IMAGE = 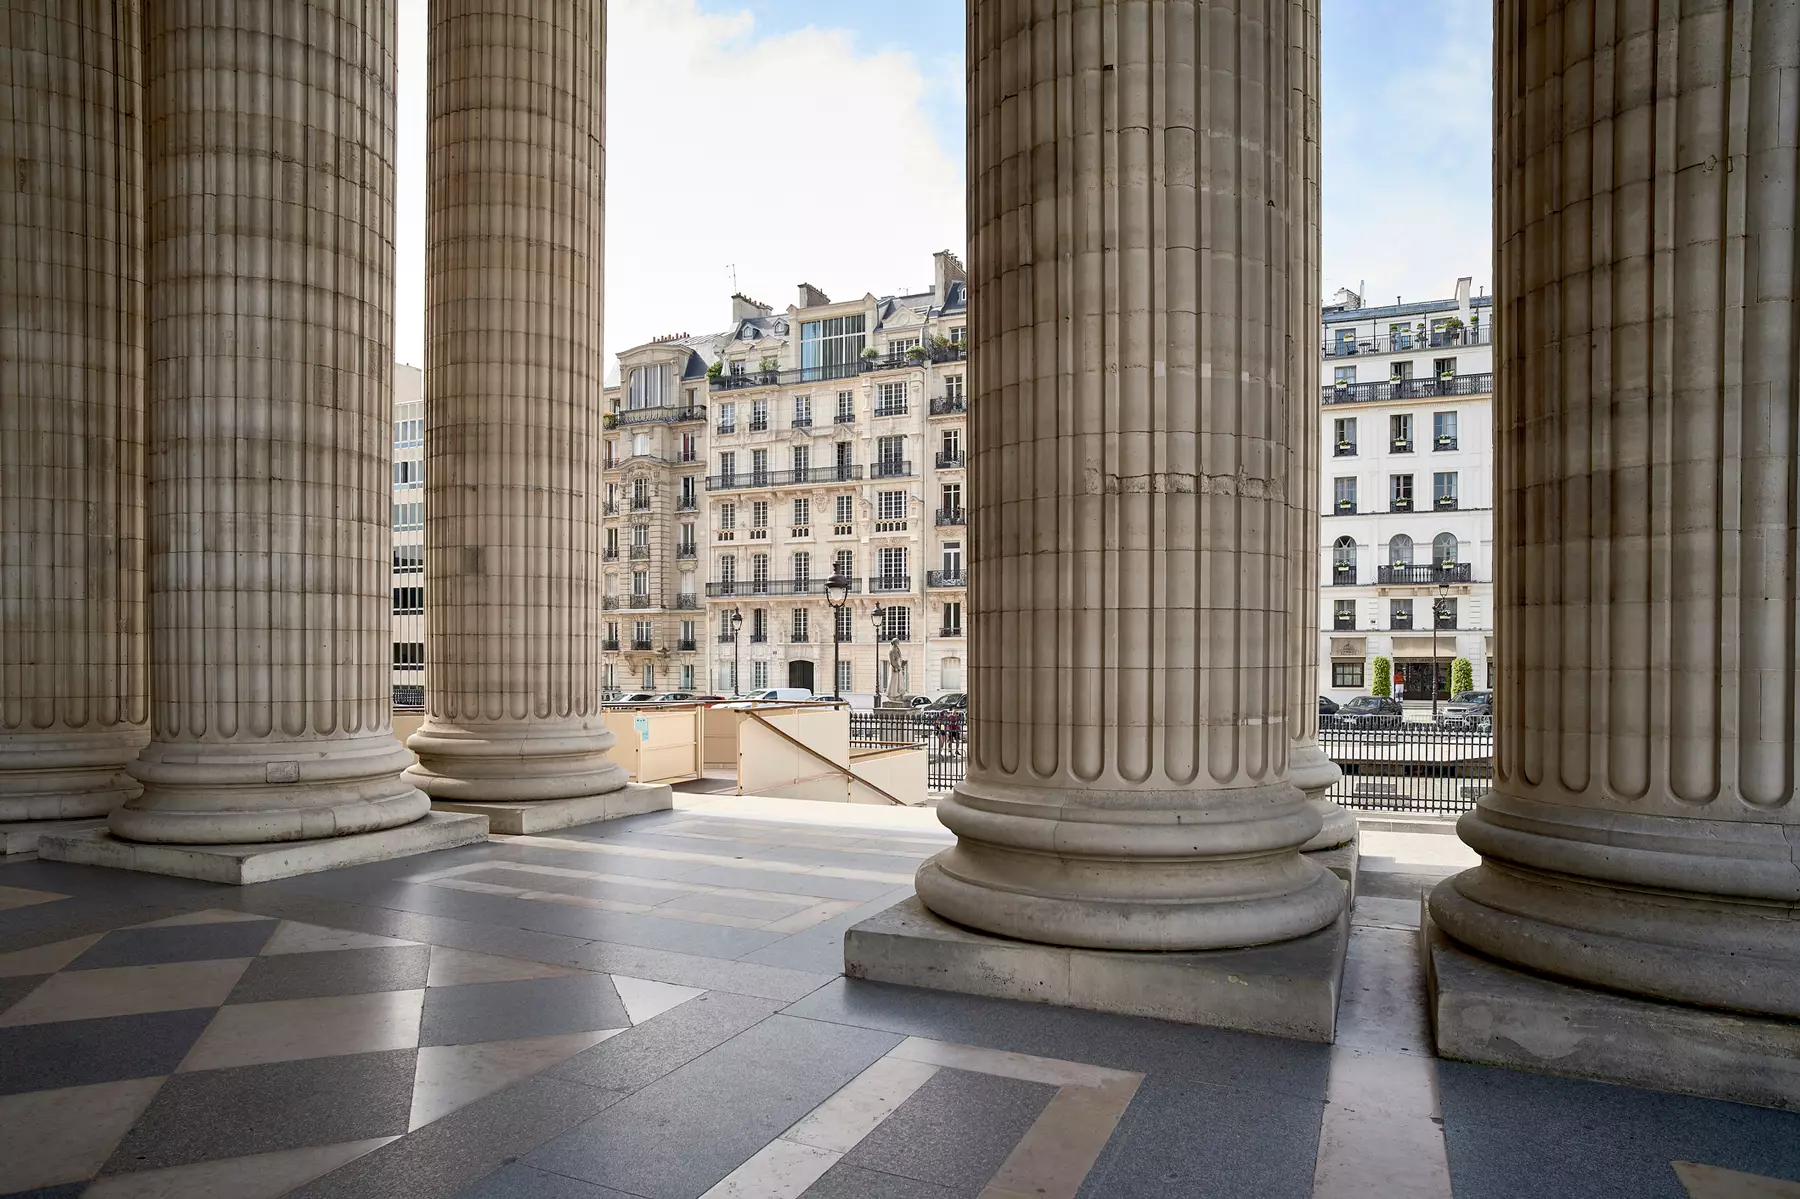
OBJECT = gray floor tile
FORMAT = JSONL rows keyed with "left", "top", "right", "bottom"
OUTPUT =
{"left": 0, "top": 1184, "right": 90, "bottom": 1199}
{"left": 1437, "top": 1060, "right": 1800, "bottom": 1199}
{"left": 104, "top": 1048, "right": 417, "bottom": 1173}
{"left": 842, "top": 1067, "right": 1055, "bottom": 1194}
{"left": 653, "top": 890, "right": 812, "bottom": 921}
{"left": 227, "top": 944, "right": 432, "bottom": 1003}
{"left": 491, "top": 845, "right": 705, "bottom": 881}
{"left": 669, "top": 863, "right": 899, "bottom": 902}
{"left": 292, "top": 1074, "right": 620, "bottom": 1199}
{"left": 454, "top": 867, "right": 684, "bottom": 907}
{"left": 0, "top": 1008, "right": 215, "bottom": 1094}
{"left": 546, "top": 990, "right": 784, "bottom": 1093}
{"left": 420, "top": 973, "right": 630, "bottom": 1046}
{"left": 458, "top": 1163, "right": 640, "bottom": 1198}
{"left": 559, "top": 940, "right": 834, "bottom": 1002}
{"left": 526, "top": 1014, "right": 902, "bottom": 1198}
{"left": 738, "top": 886, "right": 914, "bottom": 974}
{"left": 802, "top": 1163, "right": 959, "bottom": 1199}
{"left": 0, "top": 973, "right": 48, "bottom": 1017}
{"left": 66, "top": 920, "right": 276, "bottom": 970}
{"left": 1355, "top": 870, "right": 1450, "bottom": 902}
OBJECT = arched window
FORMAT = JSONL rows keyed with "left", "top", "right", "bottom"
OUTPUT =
{"left": 1333, "top": 537, "right": 1357, "bottom": 578}
{"left": 1434, "top": 532, "right": 1459, "bottom": 565}
{"left": 1388, "top": 534, "right": 1414, "bottom": 567}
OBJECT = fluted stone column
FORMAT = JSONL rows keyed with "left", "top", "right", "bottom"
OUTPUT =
{"left": 1430, "top": 0, "right": 1800, "bottom": 1017}
{"left": 404, "top": 0, "right": 628, "bottom": 806}
{"left": 0, "top": 2, "right": 148, "bottom": 827}
{"left": 109, "top": 0, "right": 429, "bottom": 844}
{"left": 1284, "top": 0, "right": 1351, "bottom": 852}
{"left": 915, "top": 0, "right": 1343, "bottom": 951}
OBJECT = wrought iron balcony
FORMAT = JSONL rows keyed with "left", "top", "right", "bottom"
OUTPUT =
{"left": 873, "top": 404, "right": 910, "bottom": 419}
{"left": 926, "top": 570, "right": 966, "bottom": 589}
{"left": 1331, "top": 564, "right": 1358, "bottom": 586}
{"left": 1321, "top": 324, "right": 1492, "bottom": 357}
{"left": 1333, "top": 500, "right": 1357, "bottom": 515}
{"left": 624, "top": 594, "right": 656, "bottom": 610}
{"left": 871, "top": 460, "right": 913, "bottom": 480}
{"left": 939, "top": 626, "right": 964, "bottom": 637}
{"left": 705, "top": 578, "right": 862, "bottom": 598}
{"left": 630, "top": 545, "right": 651, "bottom": 559}
{"left": 603, "top": 549, "right": 620, "bottom": 561}
{"left": 631, "top": 639, "right": 654, "bottom": 651}
{"left": 601, "top": 639, "right": 621, "bottom": 651}
{"left": 1391, "top": 438, "right": 1413, "bottom": 453}
{"left": 1390, "top": 498, "right": 1413, "bottom": 513}
{"left": 603, "top": 502, "right": 619, "bottom": 516}
{"left": 1435, "top": 495, "right": 1460, "bottom": 510}
{"left": 706, "top": 465, "right": 864, "bottom": 491}
{"left": 1375, "top": 563, "right": 1473, "bottom": 585}
{"left": 935, "top": 508, "right": 965, "bottom": 526}
{"left": 935, "top": 451, "right": 964, "bottom": 469}
{"left": 676, "top": 639, "right": 697, "bottom": 651}
{"left": 1322, "top": 372, "right": 1494, "bottom": 405}
{"left": 674, "top": 594, "right": 701, "bottom": 609}
{"left": 870, "top": 575, "right": 911, "bottom": 593}
{"left": 1333, "top": 613, "right": 1355, "bottom": 630}
{"left": 792, "top": 415, "right": 812, "bottom": 428}
{"left": 629, "top": 498, "right": 651, "bottom": 511}
{"left": 610, "top": 404, "right": 708, "bottom": 426}
{"left": 930, "top": 394, "right": 967, "bottom": 415}
{"left": 677, "top": 495, "right": 697, "bottom": 511}
{"left": 676, "top": 544, "right": 697, "bottom": 559}
{"left": 749, "top": 632, "right": 768, "bottom": 644}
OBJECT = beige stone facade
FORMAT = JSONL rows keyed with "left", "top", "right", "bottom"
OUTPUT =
{"left": 600, "top": 254, "right": 973, "bottom": 702}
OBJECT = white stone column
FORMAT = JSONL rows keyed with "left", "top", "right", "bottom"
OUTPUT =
{"left": 915, "top": 0, "right": 1343, "bottom": 951}
{"left": 1430, "top": 0, "right": 1800, "bottom": 1016}
{"left": 404, "top": 0, "right": 628, "bottom": 806}
{"left": 110, "top": 0, "right": 428, "bottom": 844}
{"left": 0, "top": 1, "right": 148, "bottom": 826}
{"left": 1284, "top": 0, "right": 1351, "bottom": 851}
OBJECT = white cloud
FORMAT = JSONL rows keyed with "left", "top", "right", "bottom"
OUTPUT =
{"left": 393, "top": 0, "right": 964, "bottom": 367}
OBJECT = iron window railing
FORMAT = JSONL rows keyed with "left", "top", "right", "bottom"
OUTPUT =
{"left": 1321, "top": 325, "right": 1493, "bottom": 357}
{"left": 676, "top": 639, "right": 698, "bottom": 651}
{"left": 707, "top": 346, "right": 968, "bottom": 392}
{"left": 1323, "top": 372, "right": 1494, "bottom": 405}
{"left": 871, "top": 460, "right": 913, "bottom": 479}
{"left": 935, "top": 451, "right": 964, "bottom": 469}
{"left": 926, "top": 570, "right": 966, "bottom": 589}
{"left": 705, "top": 578, "right": 863, "bottom": 597}
{"left": 631, "top": 639, "right": 654, "bottom": 651}
{"left": 936, "top": 508, "right": 965, "bottom": 526}
{"left": 676, "top": 545, "right": 697, "bottom": 559}
{"left": 930, "top": 394, "right": 967, "bottom": 415}
{"left": 869, "top": 575, "right": 912, "bottom": 593}
{"left": 1375, "top": 563, "right": 1472, "bottom": 585}
{"left": 601, "top": 639, "right": 621, "bottom": 651}
{"left": 610, "top": 404, "right": 708, "bottom": 426}
{"left": 706, "top": 465, "right": 865, "bottom": 490}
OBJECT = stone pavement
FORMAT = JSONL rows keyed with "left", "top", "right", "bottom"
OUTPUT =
{"left": 0, "top": 798, "right": 1795, "bottom": 1199}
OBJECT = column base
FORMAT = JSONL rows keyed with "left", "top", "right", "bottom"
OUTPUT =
{"left": 1421, "top": 902, "right": 1800, "bottom": 1111}
{"left": 1301, "top": 798, "right": 1358, "bottom": 852}
{"left": 432, "top": 782, "right": 673, "bottom": 835}
{"left": 405, "top": 718, "right": 630, "bottom": 804}
{"left": 37, "top": 811, "right": 489, "bottom": 885}
{"left": 0, "top": 729, "right": 149, "bottom": 822}
{"left": 1305, "top": 826, "right": 1361, "bottom": 902}
{"left": 843, "top": 894, "right": 1351, "bottom": 1043}
{"left": 2, "top": 818, "right": 109, "bottom": 856}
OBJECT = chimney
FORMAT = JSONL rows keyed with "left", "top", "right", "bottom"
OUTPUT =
{"left": 796, "top": 282, "right": 831, "bottom": 309}
{"left": 933, "top": 249, "right": 966, "bottom": 300}
{"left": 1455, "top": 276, "right": 1473, "bottom": 314}
{"left": 730, "top": 293, "right": 772, "bottom": 323}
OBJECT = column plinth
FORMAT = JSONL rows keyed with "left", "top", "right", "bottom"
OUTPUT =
{"left": 403, "top": 0, "right": 632, "bottom": 814}
{"left": 910, "top": 0, "right": 1343, "bottom": 954}
{"left": 0, "top": 1, "right": 147, "bottom": 828}
{"left": 107, "top": 0, "right": 429, "bottom": 846}
{"left": 1429, "top": 0, "right": 1799, "bottom": 1023}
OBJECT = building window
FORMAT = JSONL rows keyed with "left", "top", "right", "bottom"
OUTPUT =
{"left": 1333, "top": 477, "right": 1357, "bottom": 513}
{"left": 792, "top": 498, "right": 811, "bottom": 530}
{"left": 643, "top": 663, "right": 656, "bottom": 689}
{"left": 792, "top": 608, "right": 809, "bottom": 642}
{"left": 1390, "top": 413, "right": 1412, "bottom": 450}
{"left": 945, "top": 374, "right": 965, "bottom": 399}
{"left": 835, "top": 495, "right": 855, "bottom": 532}
{"left": 793, "top": 394, "right": 812, "bottom": 425}
{"left": 793, "top": 551, "right": 812, "bottom": 586}
{"left": 631, "top": 477, "right": 649, "bottom": 509}
{"left": 940, "top": 541, "right": 963, "bottom": 574}
{"left": 942, "top": 601, "right": 963, "bottom": 635}
{"left": 634, "top": 619, "right": 654, "bottom": 647}
{"left": 604, "top": 663, "right": 616, "bottom": 690}
{"left": 751, "top": 608, "right": 768, "bottom": 642}
{"left": 878, "top": 546, "right": 908, "bottom": 587}
{"left": 393, "top": 459, "right": 423, "bottom": 487}
{"left": 1388, "top": 534, "right": 1414, "bottom": 568}
{"left": 1333, "top": 417, "right": 1357, "bottom": 455}
{"left": 835, "top": 605, "right": 853, "bottom": 643}
{"left": 1391, "top": 599, "right": 1413, "bottom": 630}
{"left": 1434, "top": 532, "right": 1460, "bottom": 567}
{"left": 392, "top": 586, "right": 423, "bottom": 613}
{"left": 1333, "top": 599, "right": 1354, "bottom": 630}
{"left": 836, "top": 391, "right": 855, "bottom": 422}
{"left": 631, "top": 570, "right": 648, "bottom": 596}
{"left": 876, "top": 435, "right": 907, "bottom": 473}
{"left": 679, "top": 522, "right": 696, "bottom": 553}
{"left": 719, "top": 502, "right": 736, "bottom": 532}
{"left": 680, "top": 665, "right": 694, "bottom": 689}
{"left": 752, "top": 660, "right": 769, "bottom": 689}
{"left": 1434, "top": 410, "right": 1459, "bottom": 449}
{"left": 888, "top": 336, "right": 920, "bottom": 357}
{"left": 719, "top": 610, "right": 736, "bottom": 638}
{"left": 939, "top": 427, "right": 962, "bottom": 463}
{"left": 718, "top": 449, "right": 736, "bottom": 480}
{"left": 1434, "top": 472, "right": 1459, "bottom": 509}
{"left": 1333, "top": 661, "right": 1365, "bottom": 689}
{"left": 751, "top": 398, "right": 768, "bottom": 431}
{"left": 834, "top": 549, "right": 855, "bottom": 581}
{"left": 751, "top": 500, "right": 769, "bottom": 532}
{"left": 837, "top": 660, "right": 852, "bottom": 692}
{"left": 799, "top": 314, "right": 866, "bottom": 379}
{"left": 876, "top": 605, "right": 911, "bottom": 642}
{"left": 941, "top": 483, "right": 962, "bottom": 513}
{"left": 1390, "top": 360, "right": 1414, "bottom": 382}
{"left": 718, "top": 555, "right": 737, "bottom": 586}
{"left": 875, "top": 381, "right": 908, "bottom": 417}
{"left": 751, "top": 553, "right": 770, "bottom": 591}
{"left": 1434, "top": 356, "right": 1457, "bottom": 380}
{"left": 631, "top": 524, "right": 649, "bottom": 549}
{"left": 878, "top": 491, "right": 907, "bottom": 522}
{"left": 680, "top": 475, "right": 698, "bottom": 504}
{"left": 392, "top": 642, "right": 425, "bottom": 669}
{"left": 718, "top": 403, "right": 736, "bottom": 434}
{"left": 1436, "top": 597, "right": 1458, "bottom": 630}
{"left": 1390, "top": 474, "right": 1413, "bottom": 510}
{"left": 790, "top": 445, "right": 811, "bottom": 477}
{"left": 1332, "top": 536, "right": 1357, "bottom": 582}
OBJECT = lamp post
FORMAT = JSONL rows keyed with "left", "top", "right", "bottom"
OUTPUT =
{"left": 825, "top": 573, "right": 851, "bottom": 700}
{"left": 870, "top": 604, "right": 885, "bottom": 704}
{"left": 728, "top": 606, "right": 744, "bottom": 695}
{"left": 1431, "top": 580, "right": 1450, "bottom": 716}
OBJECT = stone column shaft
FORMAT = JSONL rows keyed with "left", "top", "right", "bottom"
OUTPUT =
{"left": 1283, "top": 0, "right": 1350, "bottom": 849}
{"left": 112, "top": 0, "right": 426, "bottom": 844}
{"left": 405, "top": 0, "right": 627, "bottom": 803}
{"left": 915, "top": 0, "right": 1343, "bottom": 951}
{"left": 0, "top": 1, "right": 148, "bottom": 822}
{"left": 1431, "top": 0, "right": 1800, "bottom": 1016}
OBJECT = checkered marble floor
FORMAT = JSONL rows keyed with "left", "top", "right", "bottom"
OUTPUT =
{"left": 2, "top": 799, "right": 1797, "bottom": 1199}
{"left": 0, "top": 909, "right": 698, "bottom": 1196}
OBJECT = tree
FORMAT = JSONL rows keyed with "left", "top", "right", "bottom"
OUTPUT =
{"left": 1451, "top": 657, "right": 1474, "bottom": 697}
{"left": 1372, "top": 657, "right": 1391, "bottom": 697}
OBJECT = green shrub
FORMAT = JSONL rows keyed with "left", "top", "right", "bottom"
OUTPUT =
{"left": 1371, "top": 657, "right": 1391, "bottom": 697}
{"left": 1451, "top": 657, "right": 1474, "bottom": 696}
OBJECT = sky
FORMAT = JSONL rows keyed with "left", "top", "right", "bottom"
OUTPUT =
{"left": 392, "top": 1, "right": 1492, "bottom": 368}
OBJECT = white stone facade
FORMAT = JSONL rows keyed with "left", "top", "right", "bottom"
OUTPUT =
{"left": 390, "top": 363, "right": 424, "bottom": 708}
{"left": 1316, "top": 279, "right": 1495, "bottom": 703}
{"left": 599, "top": 253, "right": 973, "bottom": 702}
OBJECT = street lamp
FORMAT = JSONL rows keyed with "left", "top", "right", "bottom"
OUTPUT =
{"left": 870, "top": 604, "right": 885, "bottom": 702}
{"left": 824, "top": 573, "right": 851, "bottom": 700}
{"left": 728, "top": 606, "right": 744, "bottom": 695}
{"left": 1431, "top": 580, "right": 1450, "bottom": 716}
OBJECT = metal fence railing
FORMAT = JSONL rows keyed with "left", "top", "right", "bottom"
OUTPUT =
{"left": 850, "top": 710, "right": 967, "bottom": 793}
{"left": 1319, "top": 722, "right": 1491, "bottom": 815}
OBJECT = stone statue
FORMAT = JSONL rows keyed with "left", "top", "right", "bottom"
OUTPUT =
{"left": 886, "top": 641, "right": 906, "bottom": 702}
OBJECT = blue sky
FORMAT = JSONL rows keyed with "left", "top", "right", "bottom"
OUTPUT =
{"left": 394, "top": 2, "right": 1493, "bottom": 363}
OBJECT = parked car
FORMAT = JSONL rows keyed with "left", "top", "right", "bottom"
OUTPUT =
{"left": 738, "top": 687, "right": 814, "bottom": 702}
{"left": 1333, "top": 695, "right": 1404, "bottom": 730}
{"left": 1318, "top": 695, "right": 1339, "bottom": 715}
{"left": 925, "top": 692, "right": 966, "bottom": 710}
{"left": 653, "top": 692, "right": 697, "bottom": 703}
{"left": 906, "top": 695, "right": 936, "bottom": 709}
{"left": 1436, "top": 691, "right": 1493, "bottom": 731}
{"left": 615, "top": 692, "right": 657, "bottom": 704}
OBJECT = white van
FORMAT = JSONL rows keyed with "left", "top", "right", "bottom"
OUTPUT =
{"left": 737, "top": 687, "right": 814, "bottom": 702}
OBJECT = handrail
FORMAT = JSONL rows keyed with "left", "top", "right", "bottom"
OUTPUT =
{"left": 737, "top": 708, "right": 909, "bottom": 806}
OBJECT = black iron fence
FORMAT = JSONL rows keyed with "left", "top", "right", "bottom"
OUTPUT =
{"left": 1319, "top": 721, "right": 1491, "bottom": 814}
{"left": 850, "top": 710, "right": 967, "bottom": 793}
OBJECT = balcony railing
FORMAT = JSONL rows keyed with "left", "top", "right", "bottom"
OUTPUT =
{"left": 716, "top": 422, "right": 736, "bottom": 435}
{"left": 609, "top": 404, "right": 707, "bottom": 426}
{"left": 1435, "top": 495, "right": 1460, "bottom": 510}
{"left": 602, "top": 549, "right": 620, "bottom": 561}
{"left": 871, "top": 460, "right": 913, "bottom": 479}
{"left": 1334, "top": 442, "right": 1357, "bottom": 456}
{"left": 940, "top": 626, "right": 964, "bottom": 637}
{"left": 603, "top": 502, "right": 619, "bottom": 516}
{"left": 716, "top": 630, "right": 736, "bottom": 644}
{"left": 629, "top": 498, "right": 651, "bottom": 511}
{"left": 936, "top": 508, "right": 965, "bottom": 526}
{"left": 676, "top": 450, "right": 700, "bottom": 464}
{"left": 1322, "top": 372, "right": 1494, "bottom": 405}
{"left": 705, "top": 578, "right": 863, "bottom": 598}
{"left": 935, "top": 451, "right": 964, "bottom": 469}
{"left": 630, "top": 545, "right": 650, "bottom": 559}
{"left": 792, "top": 416, "right": 812, "bottom": 428}
{"left": 706, "top": 465, "right": 865, "bottom": 491}
{"left": 625, "top": 594, "right": 656, "bottom": 609}
{"left": 874, "top": 404, "right": 910, "bottom": 419}
{"left": 707, "top": 346, "right": 970, "bottom": 392}
{"left": 601, "top": 597, "right": 620, "bottom": 610}
{"left": 676, "top": 544, "right": 697, "bottom": 559}
{"left": 601, "top": 639, "right": 621, "bottom": 651}
{"left": 1322, "top": 324, "right": 1492, "bottom": 357}
{"left": 1391, "top": 614, "right": 1414, "bottom": 631}
{"left": 869, "top": 575, "right": 911, "bottom": 593}
{"left": 674, "top": 594, "right": 701, "bottom": 610}
{"left": 631, "top": 639, "right": 654, "bottom": 651}
{"left": 1333, "top": 500, "right": 1357, "bottom": 515}
{"left": 1375, "top": 563, "right": 1473, "bottom": 585}
{"left": 926, "top": 570, "right": 966, "bottom": 589}
{"left": 930, "top": 394, "right": 967, "bottom": 415}
{"left": 677, "top": 495, "right": 697, "bottom": 511}
{"left": 1389, "top": 498, "right": 1413, "bottom": 512}
{"left": 1331, "top": 564, "right": 1358, "bottom": 586}
{"left": 1435, "top": 435, "right": 1459, "bottom": 450}
{"left": 750, "top": 418, "right": 768, "bottom": 432}
{"left": 676, "top": 639, "right": 698, "bottom": 652}
{"left": 1332, "top": 614, "right": 1355, "bottom": 630}
{"left": 1391, "top": 438, "right": 1413, "bottom": 453}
